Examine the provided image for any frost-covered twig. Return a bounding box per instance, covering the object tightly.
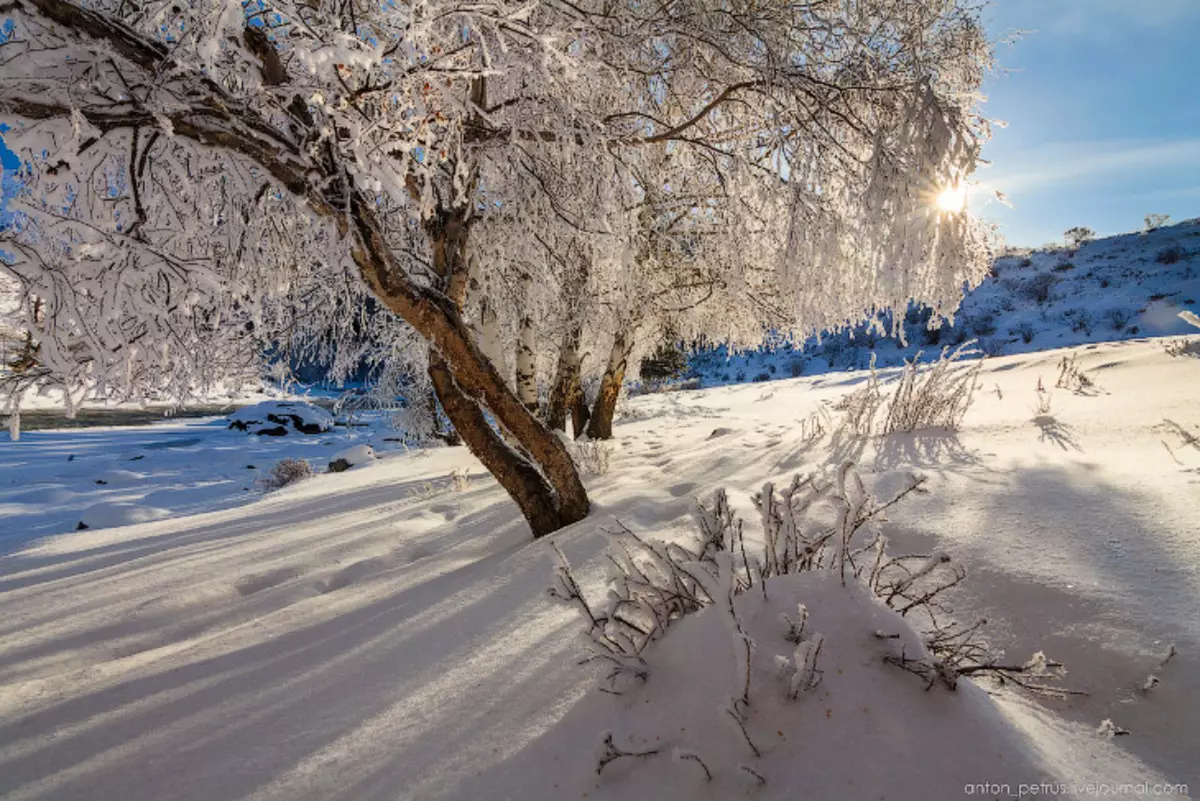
[722,700,761,759]
[739,764,767,786]
[595,732,659,775]
[672,749,712,781]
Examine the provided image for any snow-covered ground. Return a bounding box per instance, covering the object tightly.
[0,403,408,550]
[1,337,1198,800]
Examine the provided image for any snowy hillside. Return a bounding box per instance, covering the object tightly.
[687,219,1200,386]
[1,337,1197,800]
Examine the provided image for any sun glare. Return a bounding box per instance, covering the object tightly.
[936,184,967,213]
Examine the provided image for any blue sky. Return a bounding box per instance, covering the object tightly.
[973,0,1200,247]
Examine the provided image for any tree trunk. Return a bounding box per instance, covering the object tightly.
[546,324,589,437]
[585,330,633,441]
[428,354,565,536]
[353,196,587,535]
[515,274,538,411]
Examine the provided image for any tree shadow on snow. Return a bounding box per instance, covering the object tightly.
[900,466,1198,786]
[1031,414,1082,452]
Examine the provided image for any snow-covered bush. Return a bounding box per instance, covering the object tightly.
[259,459,316,490]
[552,463,1069,698]
[1055,354,1096,394]
[882,344,981,433]
[831,345,980,436]
[1021,273,1060,305]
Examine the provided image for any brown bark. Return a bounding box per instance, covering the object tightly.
[585,330,633,440]
[382,200,587,534]
[427,355,565,536]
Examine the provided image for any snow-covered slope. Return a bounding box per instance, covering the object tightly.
[1,336,1197,800]
[687,219,1200,385]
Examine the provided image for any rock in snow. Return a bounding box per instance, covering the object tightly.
[328,444,376,473]
[227,401,335,436]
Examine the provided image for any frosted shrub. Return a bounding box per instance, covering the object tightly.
[259,458,315,490]
[831,356,887,437]
[832,345,980,436]
[881,344,981,433]
[551,463,1071,701]
[1055,354,1096,394]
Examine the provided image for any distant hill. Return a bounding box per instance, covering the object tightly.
[684,218,1200,387]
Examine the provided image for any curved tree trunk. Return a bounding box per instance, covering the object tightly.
[585,330,633,441]
[354,197,588,535]
[428,355,565,536]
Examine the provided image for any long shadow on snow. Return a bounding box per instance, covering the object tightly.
[0,473,474,593]
[0,526,608,801]
[899,466,1198,786]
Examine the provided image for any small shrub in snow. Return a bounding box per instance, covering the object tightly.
[1104,308,1132,331]
[450,468,471,492]
[980,338,1006,357]
[1020,273,1060,305]
[787,356,805,377]
[1033,377,1053,416]
[1055,354,1096,394]
[969,313,997,337]
[1052,261,1075,272]
[752,371,771,383]
[259,458,315,490]
[1156,245,1185,265]
[553,463,1071,702]
[1015,322,1036,343]
[833,345,980,436]
[831,357,887,437]
[1068,309,1094,335]
[882,344,981,434]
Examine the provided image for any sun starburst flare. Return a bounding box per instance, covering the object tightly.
[936,184,967,213]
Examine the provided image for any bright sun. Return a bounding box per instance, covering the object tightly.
[935,184,967,212]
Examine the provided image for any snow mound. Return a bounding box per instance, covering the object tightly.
[328,444,376,472]
[227,401,334,436]
[486,570,1054,800]
[78,502,171,530]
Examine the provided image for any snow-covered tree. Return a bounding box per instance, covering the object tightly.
[0,0,995,535]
